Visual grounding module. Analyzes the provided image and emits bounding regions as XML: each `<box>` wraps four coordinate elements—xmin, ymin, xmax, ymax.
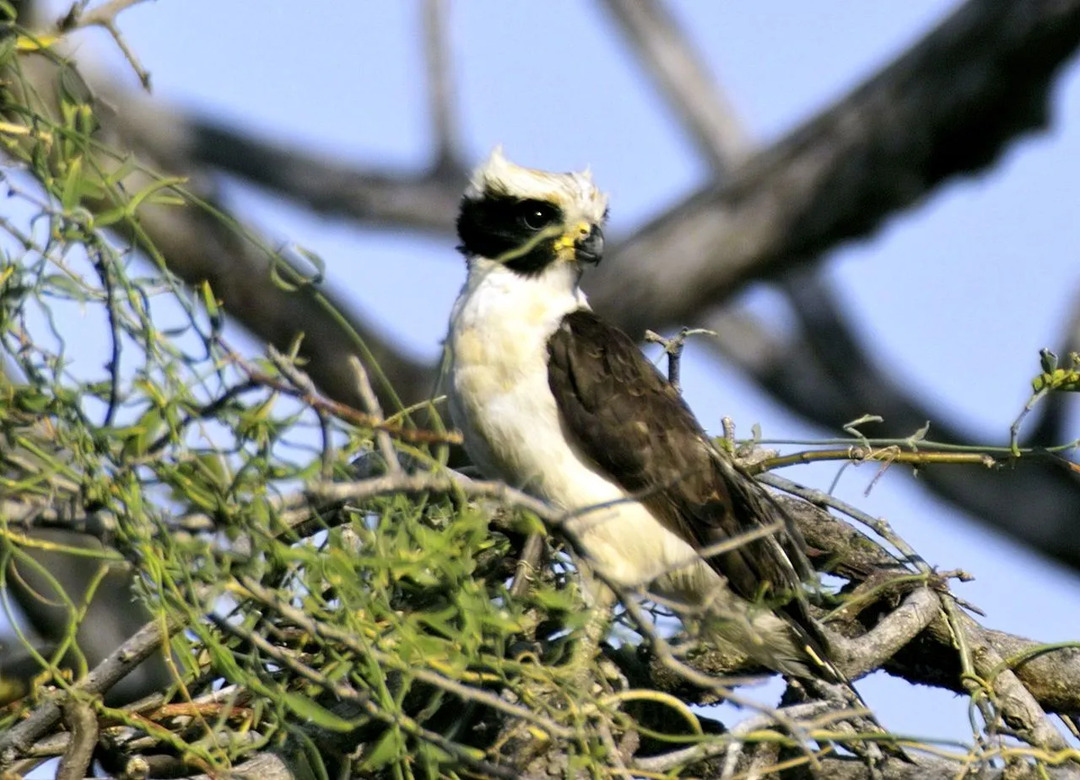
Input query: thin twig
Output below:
<box><xmin>644</xmin><ymin>327</ymin><xmax>716</xmax><ymax>392</ymax></box>
<box><xmin>310</xmin><ymin>470</ymin><xmax>564</xmax><ymax>525</ymax></box>
<box><xmin>758</xmin><ymin>472</ymin><xmax>925</xmax><ymax>569</ymax></box>
<box><xmin>509</xmin><ymin>532</ymin><xmax>544</xmax><ymax>598</ymax></box>
<box><xmin>348</xmin><ymin>355</ymin><xmax>402</xmax><ymax>476</ymax></box>
<box><xmin>229</xmin><ymin>346</ymin><xmax>460</xmax><ymax>445</ymax></box>
<box><xmin>60</xmin><ymin>0</ymin><xmax>155</xmax><ymax>89</ymax></box>
<box><xmin>66</xmin><ymin>0</ymin><xmax>149</xmax><ymax>27</ymax></box>
<box><xmin>90</xmin><ymin>244</ymin><xmax>122</xmax><ymax>427</ymax></box>
<box><xmin>617</xmin><ymin>595</ymin><xmax>822</xmax><ymax>772</ymax></box>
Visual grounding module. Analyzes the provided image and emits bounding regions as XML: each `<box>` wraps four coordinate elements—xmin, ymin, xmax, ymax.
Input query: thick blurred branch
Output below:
<box><xmin>423</xmin><ymin>0</ymin><xmax>463</xmax><ymax>171</ymax></box>
<box><xmin>84</xmin><ymin>0</ymin><xmax>1078</xmax><ymax>346</ymax></box>
<box><xmin>587</xmin><ymin>0</ymin><xmax>1080</xmax><ymax>330</ymax></box>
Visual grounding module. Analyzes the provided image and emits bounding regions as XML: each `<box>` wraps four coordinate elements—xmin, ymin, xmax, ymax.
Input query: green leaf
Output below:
<box><xmin>121</xmin><ymin>407</ymin><xmax>163</xmax><ymax>459</ymax></box>
<box><xmin>0</xmin><ymin>35</ymin><xmax>16</xmax><ymax>68</ymax></box>
<box><xmin>125</xmin><ymin>176</ymin><xmax>189</xmax><ymax>215</ymax></box>
<box><xmin>42</xmin><ymin>273</ymin><xmax>88</xmax><ymax>301</ymax></box>
<box><xmin>282</xmin><ymin>691</ymin><xmax>357</xmax><ymax>733</ymax></box>
<box><xmin>60</xmin><ymin>155</ymin><xmax>84</xmax><ymax>211</ymax></box>
<box><xmin>530</xmin><ymin>585</ymin><xmax>579</xmax><ymax>613</ymax></box>
<box><xmin>359</xmin><ymin>728</ymin><xmax>404</xmax><ymax>771</ymax></box>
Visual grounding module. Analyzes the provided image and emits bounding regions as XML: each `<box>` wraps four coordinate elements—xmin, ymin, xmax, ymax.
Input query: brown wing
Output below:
<box><xmin>547</xmin><ymin>310</ymin><xmax>831</xmax><ymax>666</ymax></box>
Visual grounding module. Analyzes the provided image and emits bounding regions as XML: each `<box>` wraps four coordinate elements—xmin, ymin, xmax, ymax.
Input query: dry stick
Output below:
<box><xmin>829</xmin><ymin>587</ymin><xmax>939</xmax><ymax>679</ymax></box>
<box><xmin>55</xmin><ymin>699</ymin><xmax>97</xmax><ymax>780</ymax></box>
<box><xmin>0</xmin><ymin>614</ymin><xmax>180</xmax><ymax>764</ymax></box>
<box><xmin>720</xmin><ymin>701</ymin><xmax>834</xmax><ymax>779</ymax></box>
<box><xmin>266</xmin><ymin>344</ymin><xmax>338</xmax><ymax>480</ymax></box>
<box><xmin>770</xmin><ymin>478</ymin><xmax>1008</xmax><ymax>753</ymax></box>
<box><xmin>630</xmin><ymin>702</ymin><xmax>834</xmax><ymax>776</ymax></box>
<box><xmin>310</xmin><ymin>471</ymin><xmax>565</xmax><ymax>527</ymax></box>
<box><xmin>509</xmin><ymin>531</ymin><xmax>545</xmax><ymax>598</ymax></box>
<box><xmin>346</xmin><ymin>355</ymin><xmax>403</xmax><ymax>476</ymax></box>
<box><xmin>229</xmin><ymin>346</ymin><xmax>459</xmax><ymax>445</ymax></box>
<box><xmin>58</xmin><ymin>0</ymin><xmax>154</xmax><ymax>88</ymax></box>
<box><xmin>616</xmin><ymin>596</ymin><xmax>822</xmax><ymax>775</ymax></box>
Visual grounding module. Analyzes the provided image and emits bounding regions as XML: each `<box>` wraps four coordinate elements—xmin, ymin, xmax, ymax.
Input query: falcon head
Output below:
<box><xmin>457</xmin><ymin>147</ymin><xmax>608</xmax><ymax>276</ymax></box>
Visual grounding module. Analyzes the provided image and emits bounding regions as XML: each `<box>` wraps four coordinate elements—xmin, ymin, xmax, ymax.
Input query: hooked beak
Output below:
<box><xmin>575</xmin><ymin>225</ymin><xmax>604</xmax><ymax>265</ymax></box>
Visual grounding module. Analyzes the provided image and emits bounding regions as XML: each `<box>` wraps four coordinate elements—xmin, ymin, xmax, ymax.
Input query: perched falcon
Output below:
<box><xmin>446</xmin><ymin>148</ymin><xmax>836</xmax><ymax>680</ymax></box>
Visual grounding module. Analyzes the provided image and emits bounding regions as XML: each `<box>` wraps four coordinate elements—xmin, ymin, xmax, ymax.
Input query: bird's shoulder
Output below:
<box><xmin>546</xmin><ymin>309</ymin><xmax>708</xmax><ymax>491</ymax></box>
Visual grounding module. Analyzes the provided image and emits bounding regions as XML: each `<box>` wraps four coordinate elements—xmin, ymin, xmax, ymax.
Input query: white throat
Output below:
<box><xmin>456</xmin><ymin>256</ymin><xmax>589</xmax><ymax>331</ymax></box>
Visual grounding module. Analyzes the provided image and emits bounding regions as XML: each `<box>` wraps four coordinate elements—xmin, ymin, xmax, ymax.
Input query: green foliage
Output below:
<box><xmin>0</xmin><ymin>30</ymin><xmax>589</xmax><ymax>777</ymax></box>
<box><xmin>1030</xmin><ymin>348</ymin><xmax>1080</xmax><ymax>394</ymax></box>
<box><xmin>0</xmin><ymin>44</ymin><xmax>611</xmax><ymax>773</ymax></box>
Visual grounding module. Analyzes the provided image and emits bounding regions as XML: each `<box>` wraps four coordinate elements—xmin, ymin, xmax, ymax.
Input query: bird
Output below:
<box><xmin>445</xmin><ymin>147</ymin><xmax>837</xmax><ymax>681</ymax></box>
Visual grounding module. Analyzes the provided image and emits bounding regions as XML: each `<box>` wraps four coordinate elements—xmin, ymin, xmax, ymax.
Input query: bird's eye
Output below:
<box><xmin>519</xmin><ymin>201</ymin><xmax>558</xmax><ymax>231</ymax></box>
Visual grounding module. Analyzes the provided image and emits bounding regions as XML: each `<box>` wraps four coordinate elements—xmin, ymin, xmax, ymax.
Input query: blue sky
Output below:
<box><xmin>52</xmin><ymin>0</ymin><xmax>1080</xmax><ymax>748</ymax></box>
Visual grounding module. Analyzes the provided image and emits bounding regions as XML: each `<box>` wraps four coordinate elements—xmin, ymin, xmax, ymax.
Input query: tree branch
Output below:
<box><xmin>587</xmin><ymin>0</ymin><xmax>1080</xmax><ymax>333</ymax></box>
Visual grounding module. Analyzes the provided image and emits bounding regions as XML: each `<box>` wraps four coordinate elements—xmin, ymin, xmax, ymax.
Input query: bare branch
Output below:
<box><xmin>55</xmin><ymin>700</ymin><xmax>96</xmax><ymax>780</ymax></box>
<box><xmin>829</xmin><ymin>587</ymin><xmax>939</xmax><ymax>679</ymax></box>
<box><xmin>783</xmin><ymin>492</ymin><xmax>1080</xmax><ymax>718</ymax></box>
<box><xmin>112</xmin><ymin>85</ymin><xmax>466</xmax><ymax>233</ymax></box>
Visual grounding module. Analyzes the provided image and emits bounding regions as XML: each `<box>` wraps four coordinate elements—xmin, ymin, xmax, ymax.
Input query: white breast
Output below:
<box><xmin>445</xmin><ymin>258</ymin><xmax>711</xmax><ymax>593</ymax></box>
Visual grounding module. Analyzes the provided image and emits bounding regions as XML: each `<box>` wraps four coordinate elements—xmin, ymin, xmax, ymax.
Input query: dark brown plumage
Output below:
<box><xmin>547</xmin><ymin>309</ymin><xmax>838</xmax><ymax>680</ymax></box>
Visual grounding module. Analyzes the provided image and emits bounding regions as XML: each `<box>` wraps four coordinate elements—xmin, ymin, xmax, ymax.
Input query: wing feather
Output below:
<box><xmin>547</xmin><ymin>310</ymin><xmax>833</xmax><ymax>672</ymax></box>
